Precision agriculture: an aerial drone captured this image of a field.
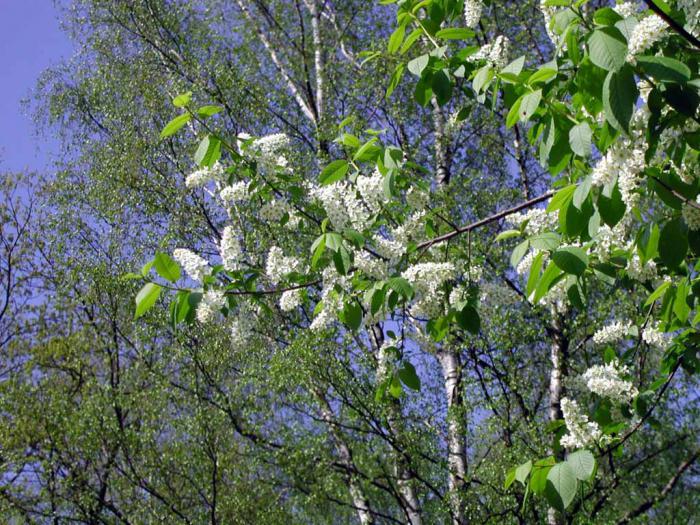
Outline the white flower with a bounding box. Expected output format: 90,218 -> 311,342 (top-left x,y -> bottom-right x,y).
196,289 -> 226,323
508,207 -> 558,235
591,143 -> 646,207
231,316 -> 253,349
463,0 -> 483,28
220,181 -> 249,204
593,320 -> 633,345
279,288 -> 303,312
516,250 -> 546,276
560,398 -> 603,450
219,225 -> 242,272
467,35 -> 510,69
613,1 -> 638,18
259,199 -> 290,224
406,187 -> 429,210
582,360 -> 638,403
247,133 -> 290,166
310,287 -> 342,332
594,224 -> 628,261
372,235 -> 406,263
402,262 -> 455,297
627,254 -> 657,282
266,246 -> 302,285
185,162 -> 225,188
682,199 -> 700,230
642,322 -> 670,349
627,14 -> 667,61
354,250 -> 388,280
678,0 -> 700,36
356,169 -> 386,214
173,248 -> 210,283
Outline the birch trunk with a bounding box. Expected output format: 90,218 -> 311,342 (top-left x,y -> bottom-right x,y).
315,389 -> 374,524
374,325 -> 423,525
547,315 -> 568,525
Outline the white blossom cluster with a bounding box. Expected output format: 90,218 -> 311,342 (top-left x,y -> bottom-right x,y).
372,234 -> 406,263
592,320 -> 633,345
560,397 -> 604,450
467,35 -> 510,69
627,14 -> 668,61
185,162 -> 225,189
537,279 -> 569,314
173,248 -> 210,283
279,288 -> 303,312
508,207 -> 558,235
406,187 -> 429,210
392,211 -> 427,247
642,322 -> 671,349
259,199 -> 291,224
626,254 -> 658,282
613,1 -> 638,18
354,250 -> 388,280
220,181 -> 249,204
196,289 -> 226,323
591,143 -> 646,207
463,0 -> 483,28
356,169 -> 386,215
313,181 -> 375,231
231,316 -> 254,350
402,262 -> 455,318
265,246 -> 303,285
682,199 -> 700,230
593,224 -> 629,261
582,360 -> 639,403
309,266 -> 351,332
219,225 -> 242,272
247,133 -> 290,167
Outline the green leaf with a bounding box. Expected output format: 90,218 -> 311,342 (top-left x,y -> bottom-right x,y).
588,27 -> 627,72
636,55 -> 691,84
566,450 -> 595,481
407,54 -> 430,76
515,460 -> 532,485
510,240 -> 530,269
527,252 -> 545,297
552,246 -> 589,276
388,374 -> 403,398
401,28 -> 423,54
504,467 -> 517,489
645,281 -> 671,307
387,24 -> 406,53
659,218 -> 688,269
324,232 -> 344,252
353,138 -> 379,161
545,462 -> 578,511
569,122 -> 592,157
495,229 -> 521,241
432,69 -> 453,106
398,361 -> 421,390
519,90 -> 542,122
172,91 -> 192,108
506,95 -> 523,128
435,27 -> 475,40
194,135 -> 221,168
135,283 -> 162,319
530,232 -> 561,251
456,304 -> 480,334
319,160 -> 350,185
386,63 -> 406,98
196,105 -> 223,118
342,300 -> 363,331
154,252 -> 181,283
160,113 -> 191,138
547,185 -> 577,212
533,262 -> 564,303
502,55 -> 526,77
387,277 -> 414,300
311,234 -> 326,268
603,66 -> 638,134
528,67 -> 557,85
573,176 -> 592,209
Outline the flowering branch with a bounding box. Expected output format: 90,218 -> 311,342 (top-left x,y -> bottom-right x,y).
416,190 -> 555,250
643,0 -> 700,50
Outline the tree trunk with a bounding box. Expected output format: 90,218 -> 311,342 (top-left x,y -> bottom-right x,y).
437,350 -> 468,524
373,325 -> 423,525
547,315 -> 568,525
314,389 -> 374,524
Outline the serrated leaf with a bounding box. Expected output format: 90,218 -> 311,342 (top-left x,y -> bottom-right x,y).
196,105 -> 223,118
515,460 -> 532,485
160,113 -> 191,139
135,283 -> 162,319
545,462 -> 578,511
519,89 -> 542,122
398,361 -> 421,390
552,246 -> 589,276
319,159 -> 349,185
154,252 -> 181,283
569,122 -> 592,157
194,135 -> 221,168
588,27 -> 627,72
636,55 -> 691,84
566,450 -> 595,481
435,27 -> 475,40
603,66 -> 638,134
172,91 -> 192,108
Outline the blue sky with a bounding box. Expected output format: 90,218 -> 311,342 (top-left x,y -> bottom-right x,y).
0,0 -> 72,173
